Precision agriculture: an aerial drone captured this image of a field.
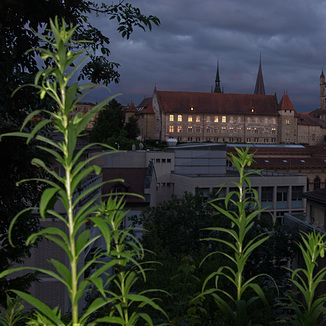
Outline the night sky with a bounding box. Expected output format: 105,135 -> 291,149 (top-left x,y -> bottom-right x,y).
87,0 -> 326,112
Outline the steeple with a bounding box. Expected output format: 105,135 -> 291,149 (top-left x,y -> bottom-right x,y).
254,54 -> 265,95
214,60 -> 222,93
320,69 -> 326,108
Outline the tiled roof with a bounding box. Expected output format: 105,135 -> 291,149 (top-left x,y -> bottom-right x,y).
155,91 -> 279,116
123,103 -> 137,113
278,94 -> 296,111
297,112 -> 321,126
251,157 -> 326,169
303,188 -> 326,204
228,144 -> 326,157
309,108 -> 326,118
135,97 -> 154,114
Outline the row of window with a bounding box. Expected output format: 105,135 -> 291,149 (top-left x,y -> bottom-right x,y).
152,158 -> 171,163
261,186 -> 303,202
179,137 -> 277,143
169,114 -> 277,124
168,125 -> 277,134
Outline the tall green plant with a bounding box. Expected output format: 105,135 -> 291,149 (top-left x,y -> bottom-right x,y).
286,231 -> 326,325
200,147 -> 273,325
0,18 -> 164,325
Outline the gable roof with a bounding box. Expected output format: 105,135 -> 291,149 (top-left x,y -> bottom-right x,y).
297,112 -> 322,126
135,97 -> 154,114
155,91 -> 279,116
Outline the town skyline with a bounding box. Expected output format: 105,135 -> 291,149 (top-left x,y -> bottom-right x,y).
87,0 -> 326,112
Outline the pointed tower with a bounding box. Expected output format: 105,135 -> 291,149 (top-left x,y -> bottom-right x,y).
214,61 -> 222,93
320,69 -> 326,109
254,55 -> 265,95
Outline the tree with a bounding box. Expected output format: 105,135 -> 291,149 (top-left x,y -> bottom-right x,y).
125,115 -> 140,140
90,99 -> 125,143
90,100 -> 140,149
131,191 -> 229,325
0,0 -> 159,306
132,188 -> 296,325
0,18 -> 165,325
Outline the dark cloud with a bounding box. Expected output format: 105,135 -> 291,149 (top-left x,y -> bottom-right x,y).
87,0 -> 326,111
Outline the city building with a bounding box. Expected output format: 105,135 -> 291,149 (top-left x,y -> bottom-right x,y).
134,62 -> 326,145
303,188 -> 326,229
94,143 -> 307,225
227,144 -> 326,192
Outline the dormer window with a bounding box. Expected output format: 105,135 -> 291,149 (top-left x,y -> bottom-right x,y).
169,115 -> 174,122
196,115 -> 200,122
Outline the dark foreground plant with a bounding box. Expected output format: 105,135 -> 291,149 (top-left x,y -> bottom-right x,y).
286,231 -> 326,325
0,18 -> 165,325
200,147 -> 274,326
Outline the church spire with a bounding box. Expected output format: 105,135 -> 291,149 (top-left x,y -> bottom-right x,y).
254,54 -> 265,95
214,60 -> 222,93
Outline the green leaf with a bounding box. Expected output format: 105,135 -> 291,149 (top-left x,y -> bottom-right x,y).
40,187 -> 59,218
50,259 -> 72,290
10,291 -> 63,325
75,229 -> 90,258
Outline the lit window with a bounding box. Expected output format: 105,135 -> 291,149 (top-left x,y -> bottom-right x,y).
222,127 -> 226,132
178,115 -> 182,122
214,116 -> 218,122
169,126 -> 174,132
188,115 -> 193,122
169,115 -> 174,122
222,116 -> 226,123
286,119 -> 290,125
177,126 -> 182,133
230,116 -> 234,123
254,128 -> 258,134
272,118 -> 276,124
229,127 -> 234,133
206,116 -> 211,122
272,128 -> 276,134
246,127 -> 251,133
196,115 -> 200,122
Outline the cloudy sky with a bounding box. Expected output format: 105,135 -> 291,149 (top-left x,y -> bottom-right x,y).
88,0 -> 326,112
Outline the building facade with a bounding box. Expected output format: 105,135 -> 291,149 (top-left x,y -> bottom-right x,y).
133,62 -> 326,145
135,90 -> 325,146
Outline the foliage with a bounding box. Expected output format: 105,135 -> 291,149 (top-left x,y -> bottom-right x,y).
125,115 -> 140,140
90,99 -> 125,143
0,295 -> 26,326
0,18 -> 164,325
200,147 -> 273,325
0,0 -> 159,305
285,232 -> 326,325
130,191 -> 223,325
90,100 -> 140,149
